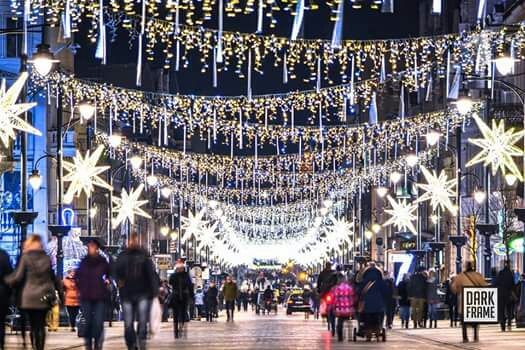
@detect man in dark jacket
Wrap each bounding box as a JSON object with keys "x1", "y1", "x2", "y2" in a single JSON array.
[
  {"x1": 204, "y1": 282, "x2": 219, "y2": 322},
  {"x1": 169, "y1": 261, "x2": 193, "y2": 337},
  {"x1": 76, "y1": 238, "x2": 110, "y2": 350},
  {"x1": 114, "y1": 233, "x2": 159, "y2": 350},
  {"x1": 408, "y1": 267, "x2": 427, "y2": 328},
  {"x1": 0, "y1": 248, "x2": 12, "y2": 350},
  {"x1": 495, "y1": 261, "x2": 516, "y2": 331},
  {"x1": 317, "y1": 262, "x2": 336, "y2": 296}
]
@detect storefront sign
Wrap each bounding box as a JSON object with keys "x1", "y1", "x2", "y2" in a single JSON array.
[{"x1": 463, "y1": 287, "x2": 498, "y2": 323}]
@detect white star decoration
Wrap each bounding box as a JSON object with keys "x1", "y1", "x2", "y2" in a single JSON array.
[
  {"x1": 196, "y1": 221, "x2": 219, "y2": 251},
  {"x1": 181, "y1": 209, "x2": 207, "y2": 243},
  {"x1": 416, "y1": 166, "x2": 456, "y2": 214},
  {"x1": 112, "y1": 184, "x2": 151, "y2": 229},
  {"x1": 326, "y1": 215, "x2": 353, "y2": 249},
  {"x1": 0, "y1": 72, "x2": 40, "y2": 147},
  {"x1": 383, "y1": 195, "x2": 418, "y2": 235},
  {"x1": 467, "y1": 115, "x2": 524, "y2": 181},
  {"x1": 63, "y1": 145, "x2": 112, "y2": 204}
]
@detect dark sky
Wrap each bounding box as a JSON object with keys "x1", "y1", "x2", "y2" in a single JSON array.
[{"x1": 75, "y1": 0, "x2": 421, "y2": 97}]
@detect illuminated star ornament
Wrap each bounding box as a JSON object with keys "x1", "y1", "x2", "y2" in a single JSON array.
[
  {"x1": 467, "y1": 115, "x2": 524, "y2": 181},
  {"x1": 196, "y1": 221, "x2": 219, "y2": 251},
  {"x1": 181, "y1": 209, "x2": 208, "y2": 243},
  {"x1": 112, "y1": 184, "x2": 151, "y2": 228},
  {"x1": 63, "y1": 145, "x2": 113, "y2": 204},
  {"x1": 383, "y1": 195, "x2": 418, "y2": 235},
  {"x1": 416, "y1": 166, "x2": 456, "y2": 214},
  {"x1": 326, "y1": 215, "x2": 353, "y2": 248},
  {"x1": 0, "y1": 72, "x2": 40, "y2": 147}
]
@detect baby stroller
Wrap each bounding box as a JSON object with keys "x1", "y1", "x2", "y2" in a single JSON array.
[{"x1": 352, "y1": 312, "x2": 386, "y2": 342}]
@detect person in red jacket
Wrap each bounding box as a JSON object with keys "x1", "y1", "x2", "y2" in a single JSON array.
[{"x1": 63, "y1": 268, "x2": 80, "y2": 331}]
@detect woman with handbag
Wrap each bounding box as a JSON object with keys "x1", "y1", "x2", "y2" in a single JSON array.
[{"x1": 5, "y1": 234, "x2": 58, "y2": 350}]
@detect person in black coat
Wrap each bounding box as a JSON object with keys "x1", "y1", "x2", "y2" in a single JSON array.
[
  {"x1": 495, "y1": 261, "x2": 517, "y2": 331},
  {"x1": 397, "y1": 274, "x2": 411, "y2": 328},
  {"x1": 169, "y1": 261, "x2": 194, "y2": 336},
  {"x1": 0, "y1": 248, "x2": 12, "y2": 350},
  {"x1": 408, "y1": 268, "x2": 428, "y2": 328},
  {"x1": 444, "y1": 276, "x2": 458, "y2": 327},
  {"x1": 204, "y1": 282, "x2": 218, "y2": 322}
]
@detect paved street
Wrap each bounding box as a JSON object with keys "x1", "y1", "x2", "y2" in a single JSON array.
[{"x1": 5, "y1": 309, "x2": 525, "y2": 349}]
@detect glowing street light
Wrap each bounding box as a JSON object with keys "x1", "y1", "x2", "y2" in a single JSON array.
[
  {"x1": 376, "y1": 186, "x2": 389, "y2": 198},
  {"x1": 494, "y1": 56, "x2": 516, "y2": 76},
  {"x1": 405, "y1": 153, "x2": 419, "y2": 167},
  {"x1": 28, "y1": 44, "x2": 58, "y2": 77},
  {"x1": 426, "y1": 130, "x2": 441, "y2": 146},
  {"x1": 77, "y1": 101, "x2": 96, "y2": 120},
  {"x1": 28, "y1": 169, "x2": 43, "y2": 190},
  {"x1": 505, "y1": 173, "x2": 518, "y2": 186},
  {"x1": 473, "y1": 190, "x2": 487, "y2": 205},
  {"x1": 129, "y1": 155, "x2": 143, "y2": 170},
  {"x1": 453, "y1": 96, "x2": 474, "y2": 115},
  {"x1": 390, "y1": 171, "x2": 402, "y2": 184},
  {"x1": 108, "y1": 134, "x2": 122, "y2": 148},
  {"x1": 160, "y1": 187, "x2": 172, "y2": 198}
]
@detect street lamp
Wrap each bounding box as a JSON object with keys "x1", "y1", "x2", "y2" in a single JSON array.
[
  {"x1": 505, "y1": 173, "x2": 518, "y2": 186},
  {"x1": 473, "y1": 189, "x2": 487, "y2": 204},
  {"x1": 390, "y1": 171, "x2": 402, "y2": 184},
  {"x1": 494, "y1": 56, "x2": 517, "y2": 76},
  {"x1": 405, "y1": 153, "x2": 419, "y2": 168},
  {"x1": 129, "y1": 155, "x2": 143, "y2": 170},
  {"x1": 28, "y1": 169, "x2": 42, "y2": 190},
  {"x1": 146, "y1": 174, "x2": 159, "y2": 187},
  {"x1": 28, "y1": 44, "x2": 58, "y2": 77},
  {"x1": 376, "y1": 186, "x2": 389, "y2": 198},
  {"x1": 425, "y1": 130, "x2": 441, "y2": 146},
  {"x1": 453, "y1": 96, "x2": 474, "y2": 115},
  {"x1": 160, "y1": 187, "x2": 172, "y2": 199},
  {"x1": 77, "y1": 101, "x2": 96, "y2": 121}
]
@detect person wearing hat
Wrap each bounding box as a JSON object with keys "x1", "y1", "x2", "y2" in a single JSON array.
[
  {"x1": 76, "y1": 238, "x2": 110, "y2": 350},
  {"x1": 63, "y1": 268, "x2": 80, "y2": 332}
]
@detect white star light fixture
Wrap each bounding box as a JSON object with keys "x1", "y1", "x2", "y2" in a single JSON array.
[
  {"x1": 196, "y1": 221, "x2": 219, "y2": 251},
  {"x1": 0, "y1": 72, "x2": 41, "y2": 147},
  {"x1": 112, "y1": 184, "x2": 152, "y2": 228},
  {"x1": 467, "y1": 115, "x2": 524, "y2": 181},
  {"x1": 181, "y1": 209, "x2": 207, "y2": 243},
  {"x1": 326, "y1": 215, "x2": 353, "y2": 249},
  {"x1": 416, "y1": 166, "x2": 456, "y2": 214},
  {"x1": 383, "y1": 195, "x2": 418, "y2": 235},
  {"x1": 62, "y1": 145, "x2": 113, "y2": 204}
]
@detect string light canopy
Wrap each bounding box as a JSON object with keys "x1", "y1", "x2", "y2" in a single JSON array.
[
  {"x1": 112, "y1": 184, "x2": 152, "y2": 228},
  {"x1": 62, "y1": 145, "x2": 113, "y2": 204},
  {"x1": 466, "y1": 115, "x2": 524, "y2": 182},
  {"x1": 0, "y1": 72, "x2": 40, "y2": 147}
]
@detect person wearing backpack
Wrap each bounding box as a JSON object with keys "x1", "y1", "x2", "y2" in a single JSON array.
[
  {"x1": 114, "y1": 233, "x2": 159, "y2": 350},
  {"x1": 169, "y1": 260, "x2": 194, "y2": 338}
]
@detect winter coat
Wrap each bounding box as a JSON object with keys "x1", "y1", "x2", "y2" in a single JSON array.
[
  {"x1": 5, "y1": 250, "x2": 56, "y2": 310},
  {"x1": 205, "y1": 286, "x2": 219, "y2": 306},
  {"x1": 0, "y1": 249, "x2": 13, "y2": 306},
  {"x1": 168, "y1": 271, "x2": 193, "y2": 306},
  {"x1": 357, "y1": 266, "x2": 389, "y2": 314},
  {"x1": 317, "y1": 269, "x2": 337, "y2": 295},
  {"x1": 114, "y1": 248, "x2": 159, "y2": 302},
  {"x1": 451, "y1": 270, "x2": 488, "y2": 311},
  {"x1": 63, "y1": 276, "x2": 80, "y2": 306},
  {"x1": 331, "y1": 282, "x2": 356, "y2": 318},
  {"x1": 408, "y1": 273, "x2": 428, "y2": 299},
  {"x1": 223, "y1": 282, "x2": 238, "y2": 302},
  {"x1": 397, "y1": 280, "x2": 410, "y2": 307},
  {"x1": 495, "y1": 267, "x2": 516, "y2": 302},
  {"x1": 76, "y1": 254, "x2": 110, "y2": 302},
  {"x1": 444, "y1": 279, "x2": 457, "y2": 306},
  {"x1": 426, "y1": 277, "x2": 440, "y2": 304}
]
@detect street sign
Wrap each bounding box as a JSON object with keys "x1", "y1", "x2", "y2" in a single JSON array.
[{"x1": 462, "y1": 287, "x2": 498, "y2": 323}]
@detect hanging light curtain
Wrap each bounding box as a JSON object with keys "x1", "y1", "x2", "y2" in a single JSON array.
[
  {"x1": 432, "y1": 0, "x2": 441, "y2": 14},
  {"x1": 290, "y1": 0, "x2": 305, "y2": 40},
  {"x1": 331, "y1": 0, "x2": 345, "y2": 50}
]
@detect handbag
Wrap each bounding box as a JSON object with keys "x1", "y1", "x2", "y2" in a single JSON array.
[
  {"x1": 149, "y1": 298, "x2": 162, "y2": 339},
  {"x1": 76, "y1": 312, "x2": 87, "y2": 338},
  {"x1": 357, "y1": 281, "x2": 375, "y2": 313},
  {"x1": 40, "y1": 289, "x2": 58, "y2": 308}
]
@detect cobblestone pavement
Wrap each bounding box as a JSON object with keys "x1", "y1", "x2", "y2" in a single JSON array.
[{"x1": 5, "y1": 309, "x2": 525, "y2": 349}]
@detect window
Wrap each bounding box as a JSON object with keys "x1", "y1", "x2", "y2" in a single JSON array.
[{"x1": 6, "y1": 17, "x2": 22, "y2": 58}]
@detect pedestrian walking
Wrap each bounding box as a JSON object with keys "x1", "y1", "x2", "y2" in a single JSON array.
[
  {"x1": 158, "y1": 280, "x2": 171, "y2": 322},
  {"x1": 5, "y1": 235, "x2": 59, "y2": 350},
  {"x1": 426, "y1": 269, "x2": 439, "y2": 328},
  {"x1": 330, "y1": 274, "x2": 356, "y2": 341},
  {"x1": 444, "y1": 275, "x2": 458, "y2": 327},
  {"x1": 76, "y1": 238, "x2": 110, "y2": 350},
  {"x1": 114, "y1": 233, "x2": 159, "y2": 350},
  {"x1": 384, "y1": 273, "x2": 396, "y2": 329},
  {"x1": 317, "y1": 262, "x2": 338, "y2": 333},
  {"x1": 408, "y1": 267, "x2": 427, "y2": 328},
  {"x1": 168, "y1": 260, "x2": 193, "y2": 337},
  {"x1": 205, "y1": 282, "x2": 219, "y2": 322},
  {"x1": 240, "y1": 288, "x2": 249, "y2": 311},
  {"x1": 63, "y1": 268, "x2": 80, "y2": 332},
  {"x1": 397, "y1": 274, "x2": 411, "y2": 328},
  {"x1": 451, "y1": 261, "x2": 488, "y2": 343},
  {"x1": 495, "y1": 261, "x2": 517, "y2": 331},
  {"x1": 223, "y1": 275, "x2": 238, "y2": 321},
  {"x1": 0, "y1": 247, "x2": 12, "y2": 350}
]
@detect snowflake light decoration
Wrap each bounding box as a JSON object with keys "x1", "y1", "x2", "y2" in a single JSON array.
[
  {"x1": 63, "y1": 145, "x2": 112, "y2": 204},
  {"x1": 181, "y1": 209, "x2": 207, "y2": 243},
  {"x1": 467, "y1": 115, "x2": 524, "y2": 181},
  {"x1": 0, "y1": 72, "x2": 40, "y2": 147},
  {"x1": 196, "y1": 221, "x2": 219, "y2": 251},
  {"x1": 416, "y1": 166, "x2": 456, "y2": 214},
  {"x1": 383, "y1": 195, "x2": 418, "y2": 235},
  {"x1": 326, "y1": 215, "x2": 353, "y2": 249},
  {"x1": 112, "y1": 184, "x2": 151, "y2": 228}
]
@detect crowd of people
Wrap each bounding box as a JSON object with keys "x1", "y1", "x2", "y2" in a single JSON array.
[{"x1": 0, "y1": 233, "x2": 523, "y2": 349}]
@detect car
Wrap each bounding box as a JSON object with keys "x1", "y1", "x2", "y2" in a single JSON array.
[{"x1": 286, "y1": 293, "x2": 312, "y2": 315}]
